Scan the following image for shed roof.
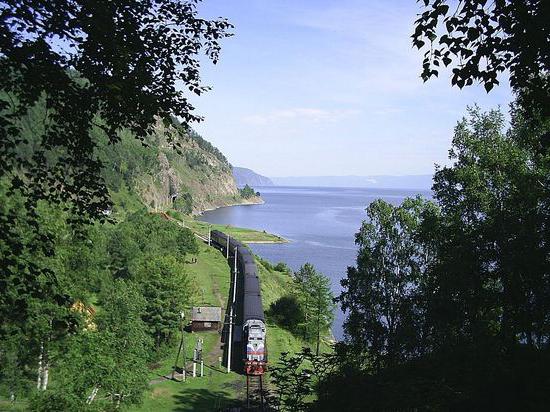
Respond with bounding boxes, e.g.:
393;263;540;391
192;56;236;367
192;306;222;322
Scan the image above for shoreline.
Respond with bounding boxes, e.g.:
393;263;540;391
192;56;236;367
244;237;291;245
194;196;265;216
187;196;289;243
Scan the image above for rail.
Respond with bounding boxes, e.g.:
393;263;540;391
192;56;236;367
159;210;269;410
157;211;210;242
246;374;266;411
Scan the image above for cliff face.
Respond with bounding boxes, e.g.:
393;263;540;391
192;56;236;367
100;119;262;215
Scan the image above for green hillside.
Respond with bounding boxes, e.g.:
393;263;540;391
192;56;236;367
97;118;262;218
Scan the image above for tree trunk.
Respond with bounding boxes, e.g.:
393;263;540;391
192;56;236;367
36;341;43;390
86;385;100;404
41;358;49;391
36;341;49;390
316;324;320;356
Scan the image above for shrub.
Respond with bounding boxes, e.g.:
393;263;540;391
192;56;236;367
268;295;305;332
274;262;290;273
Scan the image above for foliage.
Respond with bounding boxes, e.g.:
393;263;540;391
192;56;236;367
429;106;550;349
0;7;231;407
173;192;194;215
131;255;194;348
270;348;337;412
91;280;150;407
339;197;438;368
108;211;197;279
412;0;549;115
268;295;305;332
239;184;257;199
256;256;274;271
169;119;231;170
0;204;198;405
294;263;336;354
1;0;233;221
325;104;550;410
274;262;291;273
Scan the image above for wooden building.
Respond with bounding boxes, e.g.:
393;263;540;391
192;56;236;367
191;306;222;332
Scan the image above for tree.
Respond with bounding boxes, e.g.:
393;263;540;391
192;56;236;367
131;254;194;348
294;263;335;354
412;0;549;115
239;184;256;199
0;1;230;342
1;0;233;220
322;105;550;410
268;295;305;332
270;348;337;412
339;197;438;369
429;105;550;349
94;280;150;407
107;211;197;279
31;280;151;410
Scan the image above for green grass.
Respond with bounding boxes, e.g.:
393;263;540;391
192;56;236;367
129;232;331;411
166;210;287;243
0;400;28;411
130;241;242;412
131;331;243;412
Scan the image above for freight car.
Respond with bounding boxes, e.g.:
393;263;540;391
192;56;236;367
210;230;267;375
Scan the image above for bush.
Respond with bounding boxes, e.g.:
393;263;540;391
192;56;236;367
274;262;290;273
29;390;84;412
268;295;305;332
173;192;193;214
257;257;273;271
239;184;256;199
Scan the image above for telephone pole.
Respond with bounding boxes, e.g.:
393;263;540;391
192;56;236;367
227;306;233;373
233;247;238;303
172;311;186;381
226;235;230;259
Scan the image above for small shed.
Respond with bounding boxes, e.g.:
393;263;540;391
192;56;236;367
191;306;222;332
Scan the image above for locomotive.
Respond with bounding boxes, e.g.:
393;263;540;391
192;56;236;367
210;230;267;375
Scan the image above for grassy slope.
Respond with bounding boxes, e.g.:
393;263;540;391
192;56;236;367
131;237;325;411
166;210;287;243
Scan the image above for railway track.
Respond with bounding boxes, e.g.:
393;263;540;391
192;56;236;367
246;374;267;411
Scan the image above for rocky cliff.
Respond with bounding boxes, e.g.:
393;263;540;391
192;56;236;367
100;119;262;215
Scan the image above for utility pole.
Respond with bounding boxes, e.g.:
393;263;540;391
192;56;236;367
198;338;204;377
226;235;230;259
227;306;233;373
227;246;238;373
233;247;238;303
172;311;186;381
193;338;203;378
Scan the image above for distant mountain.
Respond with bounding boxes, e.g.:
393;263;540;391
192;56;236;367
233;167;274;187
270;175;433;190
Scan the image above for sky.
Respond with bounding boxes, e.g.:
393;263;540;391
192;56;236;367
185;0;513;177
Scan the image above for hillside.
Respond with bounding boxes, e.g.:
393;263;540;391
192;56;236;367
98;120;262;216
232;166;274;187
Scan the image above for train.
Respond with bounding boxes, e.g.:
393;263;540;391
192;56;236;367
210;230;267;375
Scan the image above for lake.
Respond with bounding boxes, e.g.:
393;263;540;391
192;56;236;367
199;186;431;339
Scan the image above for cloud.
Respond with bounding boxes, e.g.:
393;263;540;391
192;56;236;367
242;107;360;125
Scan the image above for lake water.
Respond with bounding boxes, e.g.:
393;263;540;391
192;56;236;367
199;186;431;339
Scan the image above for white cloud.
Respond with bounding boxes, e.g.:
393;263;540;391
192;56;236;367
242;107;360;125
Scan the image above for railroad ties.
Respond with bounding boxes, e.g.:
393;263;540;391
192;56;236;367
246;374;267;411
